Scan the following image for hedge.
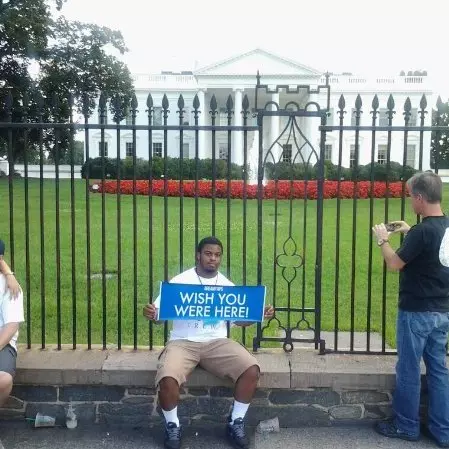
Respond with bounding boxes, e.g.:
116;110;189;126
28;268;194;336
82;157;417;183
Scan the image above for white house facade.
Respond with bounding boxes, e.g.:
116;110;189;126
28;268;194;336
88;49;433;172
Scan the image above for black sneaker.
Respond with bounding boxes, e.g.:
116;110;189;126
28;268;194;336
226;417;249;449
164;422;182;449
374;419;419;442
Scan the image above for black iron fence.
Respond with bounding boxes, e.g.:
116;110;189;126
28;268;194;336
1;76;448;354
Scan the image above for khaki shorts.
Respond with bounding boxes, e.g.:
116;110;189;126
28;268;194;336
155;338;259;387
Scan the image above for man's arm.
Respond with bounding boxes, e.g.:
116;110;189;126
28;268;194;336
0;322;19;351
373;223;423;272
379;242;406;271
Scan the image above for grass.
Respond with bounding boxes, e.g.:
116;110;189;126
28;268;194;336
1;179;445;350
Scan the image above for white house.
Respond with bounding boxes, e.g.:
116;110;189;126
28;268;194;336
88;49;433;172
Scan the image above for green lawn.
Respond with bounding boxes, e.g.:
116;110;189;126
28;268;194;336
1;179;443;350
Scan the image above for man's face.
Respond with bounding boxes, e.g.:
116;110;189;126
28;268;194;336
197;244;222;273
410;193;423;215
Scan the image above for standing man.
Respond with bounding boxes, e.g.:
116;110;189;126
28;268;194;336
373;172;449;447
143;236;274;449
0;239;24;407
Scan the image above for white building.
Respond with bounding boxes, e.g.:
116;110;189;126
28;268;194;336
88;49;433;172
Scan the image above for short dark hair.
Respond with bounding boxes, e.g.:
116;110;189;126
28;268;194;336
407;171;442;204
197;236;223;253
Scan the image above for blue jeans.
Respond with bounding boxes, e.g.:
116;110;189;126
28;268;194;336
393;309;449;441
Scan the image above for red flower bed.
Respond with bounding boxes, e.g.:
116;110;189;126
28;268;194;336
93;180;408;200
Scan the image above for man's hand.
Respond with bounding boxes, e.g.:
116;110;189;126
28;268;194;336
4;274;21;300
372;223;390;241
388;220;410;234
264;305;274;319
143;303;158;321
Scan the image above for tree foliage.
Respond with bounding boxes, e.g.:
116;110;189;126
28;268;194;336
0;0;134;161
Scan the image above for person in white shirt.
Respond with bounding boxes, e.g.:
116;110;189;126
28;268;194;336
143;236;274;449
0;239;24;407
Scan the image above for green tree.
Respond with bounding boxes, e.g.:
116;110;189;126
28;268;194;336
431;97;449;169
0;0;133;162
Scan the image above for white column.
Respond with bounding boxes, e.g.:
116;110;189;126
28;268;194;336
233;88;243;166
270;92;280;160
197;89;206;159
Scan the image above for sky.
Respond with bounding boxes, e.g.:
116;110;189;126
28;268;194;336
60;0;448;102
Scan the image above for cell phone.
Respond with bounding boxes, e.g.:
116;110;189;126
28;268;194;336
385;222;401;232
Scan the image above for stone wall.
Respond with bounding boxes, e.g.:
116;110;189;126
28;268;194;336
1;385;394;428
0;347;422;429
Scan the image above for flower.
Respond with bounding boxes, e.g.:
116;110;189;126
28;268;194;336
93;180;409;200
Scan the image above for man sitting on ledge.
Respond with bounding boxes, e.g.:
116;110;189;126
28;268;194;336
143;236;274;449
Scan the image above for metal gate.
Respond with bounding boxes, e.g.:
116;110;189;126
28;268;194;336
252;74;329;353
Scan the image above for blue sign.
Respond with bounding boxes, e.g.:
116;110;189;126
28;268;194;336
158;282;266;322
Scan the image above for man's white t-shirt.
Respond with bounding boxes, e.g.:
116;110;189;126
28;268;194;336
0;273;24;351
153;267;234;343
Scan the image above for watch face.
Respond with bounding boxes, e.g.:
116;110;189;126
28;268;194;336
378;239;384;246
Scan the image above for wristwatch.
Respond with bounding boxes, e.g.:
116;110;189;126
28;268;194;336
377;238;389;247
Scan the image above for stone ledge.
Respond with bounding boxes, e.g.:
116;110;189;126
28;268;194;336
13;346;410;390
2;346;432;428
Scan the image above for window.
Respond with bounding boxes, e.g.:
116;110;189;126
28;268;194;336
182;109;190;126
350;108;358;127
219;145;228;160
153;107;162;126
350;144;356;168
182;143;190;159
324;144;332;161
407;109;417;126
282;144;292;163
326;108;334;126
377;144;387;165
153;142;162;158
125;142;133;158
99;111;108;125
219;108;228;126
98;141;108;157
406;144;416;167
379;108;389;126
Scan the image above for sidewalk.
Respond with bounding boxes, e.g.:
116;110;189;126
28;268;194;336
0;421;437;449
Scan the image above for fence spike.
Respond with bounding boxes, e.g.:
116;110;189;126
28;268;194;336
387;94;395;111
162;94;169;111
404;97;412;113
210;94;217;112
338;94;345;110
131;93;138;111
82;92;90;117
371;94;379;111
177;94;185;111
437;95;444;113
420;94;427;111
193;94;200;111
146;93;153;109
98;92;107;111
4;90;13;115
22;91;29;115
226;94;234;112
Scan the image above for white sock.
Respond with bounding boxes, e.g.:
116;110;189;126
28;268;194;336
231;400;250;423
162;407;179;427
